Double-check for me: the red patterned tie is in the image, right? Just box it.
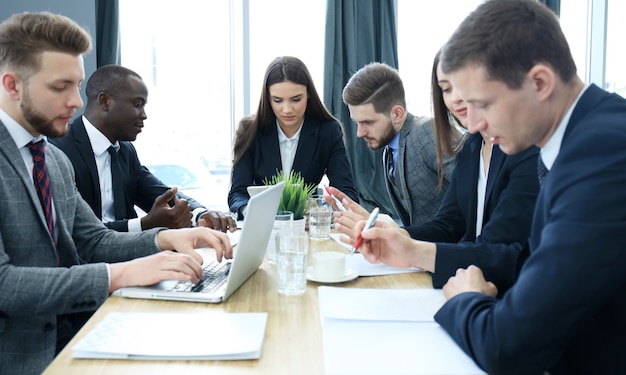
[27,141,58,261]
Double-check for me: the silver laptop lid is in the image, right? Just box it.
[114,181,284,303]
[221,181,284,300]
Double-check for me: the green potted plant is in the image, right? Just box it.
[264,170,316,227]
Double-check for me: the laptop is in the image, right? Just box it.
[115,181,285,303]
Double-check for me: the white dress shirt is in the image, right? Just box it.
[277,120,303,177]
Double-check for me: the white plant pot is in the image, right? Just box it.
[292,217,306,234]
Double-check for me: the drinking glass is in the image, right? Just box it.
[276,231,309,295]
[266,210,293,264]
[308,195,332,240]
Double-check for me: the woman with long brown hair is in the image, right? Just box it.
[228,56,357,219]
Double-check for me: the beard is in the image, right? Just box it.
[20,88,68,138]
[369,119,396,150]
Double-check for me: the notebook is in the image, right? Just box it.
[114,181,285,303]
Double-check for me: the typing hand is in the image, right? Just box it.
[108,251,204,293]
[141,187,193,230]
[157,227,234,263]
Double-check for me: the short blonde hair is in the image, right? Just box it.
[0,11,92,80]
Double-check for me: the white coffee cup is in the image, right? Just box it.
[312,251,346,280]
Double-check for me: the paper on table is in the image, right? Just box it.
[72,312,267,360]
[318,286,444,322]
[328,235,424,276]
[318,287,485,375]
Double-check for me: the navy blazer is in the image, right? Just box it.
[51,117,203,232]
[228,117,357,218]
[406,133,539,292]
[435,85,626,374]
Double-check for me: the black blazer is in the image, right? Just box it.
[228,117,358,218]
[435,85,626,374]
[406,133,540,292]
[51,117,203,232]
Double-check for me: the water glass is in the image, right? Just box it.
[266,210,293,264]
[308,195,332,240]
[276,231,309,295]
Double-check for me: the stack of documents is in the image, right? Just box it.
[72,312,267,360]
[318,287,485,374]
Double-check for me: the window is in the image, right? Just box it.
[120,0,620,214]
[397,0,483,117]
[120,0,326,212]
[606,0,626,96]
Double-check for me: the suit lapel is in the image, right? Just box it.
[395,116,413,217]
[292,118,317,177]
[259,123,282,176]
[465,134,482,236]
[0,121,57,251]
[72,119,103,216]
[484,145,505,204]
[0,122,48,223]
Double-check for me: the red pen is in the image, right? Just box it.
[351,207,379,254]
[324,186,346,211]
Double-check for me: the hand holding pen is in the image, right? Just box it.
[351,207,379,254]
[324,186,346,212]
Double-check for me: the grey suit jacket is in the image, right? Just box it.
[0,121,160,375]
[384,114,456,226]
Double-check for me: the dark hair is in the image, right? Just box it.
[440,0,577,89]
[232,56,337,167]
[431,50,465,189]
[85,64,142,106]
[342,62,406,113]
[0,11,92,81]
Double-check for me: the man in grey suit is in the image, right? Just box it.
[337,62,458,227]
[0,12,232,375]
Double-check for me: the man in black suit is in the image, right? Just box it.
[356,1,626,374]
[52,65,236,233]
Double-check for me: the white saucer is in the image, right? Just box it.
[306,266,359,283]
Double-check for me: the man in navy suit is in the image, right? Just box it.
[357,1,626,373]
[52,65,236,233]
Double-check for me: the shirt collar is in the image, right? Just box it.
[388,131,400,154]
[0,107,46,148]
[540,84,589,170]
[276,119,304,143]
[83,115,119,156]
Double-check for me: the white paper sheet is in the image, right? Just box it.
[318,287,485,375]
[72,312,267,360]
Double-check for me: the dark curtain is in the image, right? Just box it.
[96,0,121,66]
[539,0,560,16]
[323,0,398,216]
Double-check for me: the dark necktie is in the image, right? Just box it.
[108,145,126,219]
[27,141,59,263]
[384,146,395,184]
[537,156,549,187]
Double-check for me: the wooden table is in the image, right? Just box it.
[43,237,433,375]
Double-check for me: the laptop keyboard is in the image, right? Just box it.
[169,260,231,294]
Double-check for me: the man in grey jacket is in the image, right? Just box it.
[337,62,458,227]
[0,12,232,375]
